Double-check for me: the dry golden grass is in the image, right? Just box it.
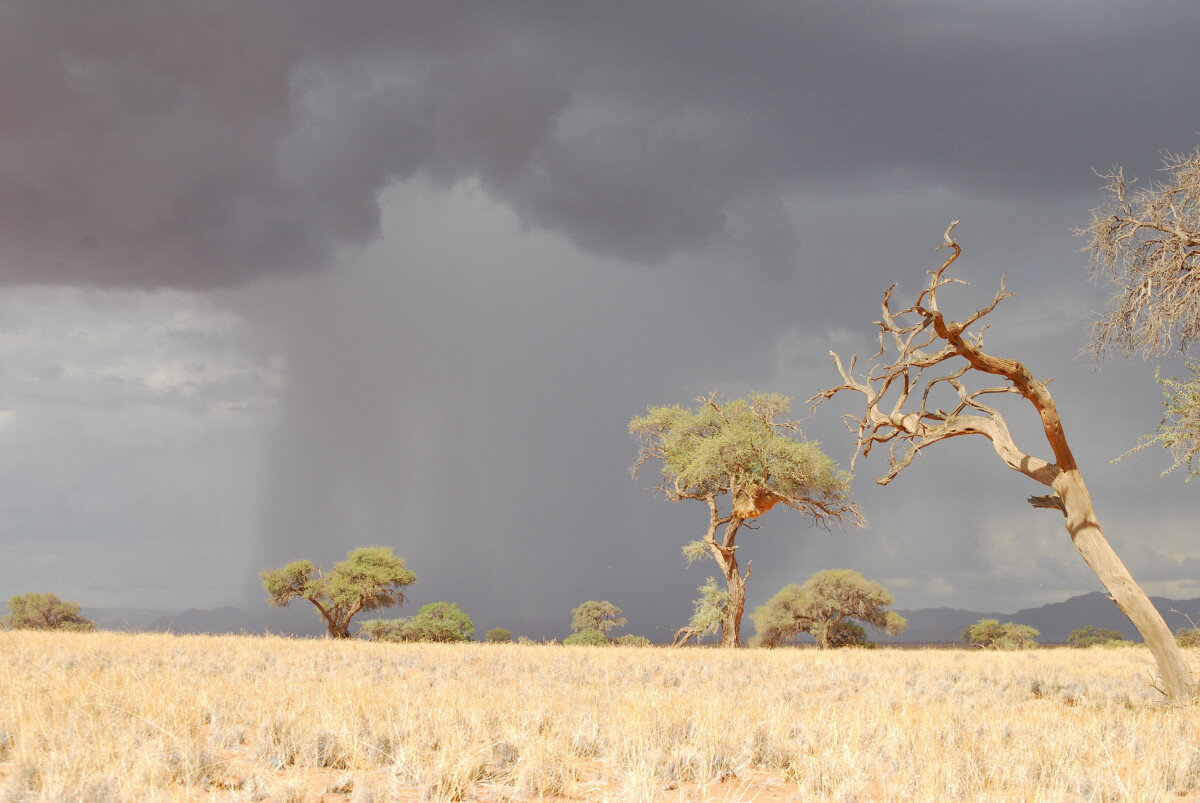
[0,631,1197,801]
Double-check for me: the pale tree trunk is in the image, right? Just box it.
[705,503,752,648]
[721,560,747,648]
[1054,470,1193,701]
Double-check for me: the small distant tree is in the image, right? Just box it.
[963,619,1039,650]
[1177,627,1200,648]
[631,393,863,647]
[486,627,512,643]
[613,634,651,647]
[570,601,626,636]
[751,570,906,649]
[1068,626,1125,647]
[3,593,95,632]
[259,546,417,638]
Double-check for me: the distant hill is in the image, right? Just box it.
[81,607,179,630]
[881,592,1200,645]
[145,604,328,637]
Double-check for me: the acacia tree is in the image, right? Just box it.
[564,600,627,645]
[751,570,906,648]
[260,546,416,638]
[570,600,626,635]
[631,392,862,647]
[1068,626,1124,647]
[811,223,1195,703]
[3,592,95,632]
[963,620,1039,650]
[1081,147,1200,478]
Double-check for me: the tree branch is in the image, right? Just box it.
[811,223,1062,489]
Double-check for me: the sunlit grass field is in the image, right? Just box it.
[1,631,1197,801]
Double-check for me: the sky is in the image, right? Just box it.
[1,1,1198,641]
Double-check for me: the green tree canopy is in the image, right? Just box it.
[631,392,862,647]
[260,546,417,638]
[3,593,95,632]
[1067,626,1125,647]
[570,600,626,635]
[963,619,1039,650]
[751,569,905,648]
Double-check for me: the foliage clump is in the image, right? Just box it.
[962,619,1040,650]
[751,570,905,648]
[1117,362,1200,480]
[360,601,475,643]
[563,629,609,646]
[3,593,95,632]
[1067,626,1125,647]
[612,634,652,647]
[260,546,417,638]
[485,627,512,643]
[673,577,728,646]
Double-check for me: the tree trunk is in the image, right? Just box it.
[1054,470,1194,703]
[721,566,746,648]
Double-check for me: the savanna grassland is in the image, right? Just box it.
[1,631,1197,801]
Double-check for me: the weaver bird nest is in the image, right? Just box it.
[732,485,781,519]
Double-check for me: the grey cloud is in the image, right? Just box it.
[7,2,1200,288]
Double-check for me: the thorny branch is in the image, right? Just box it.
[810,222,1063,494]
[1081,148,1200,358]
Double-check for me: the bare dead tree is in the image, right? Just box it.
[811,222,1195,704]
[1081,146,1200,359]
[1081,146,1200,479]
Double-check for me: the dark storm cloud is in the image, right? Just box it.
[8,1,1200,631]
[6,1,1200,287]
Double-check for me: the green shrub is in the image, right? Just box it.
[1068,626,1125,647]
[613,634,651,647]
[359,602,475,643]
[485,627,512,643]
[563,628,608,646]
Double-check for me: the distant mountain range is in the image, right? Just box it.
[64,591,1200,644]
[880,592,1200,645]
